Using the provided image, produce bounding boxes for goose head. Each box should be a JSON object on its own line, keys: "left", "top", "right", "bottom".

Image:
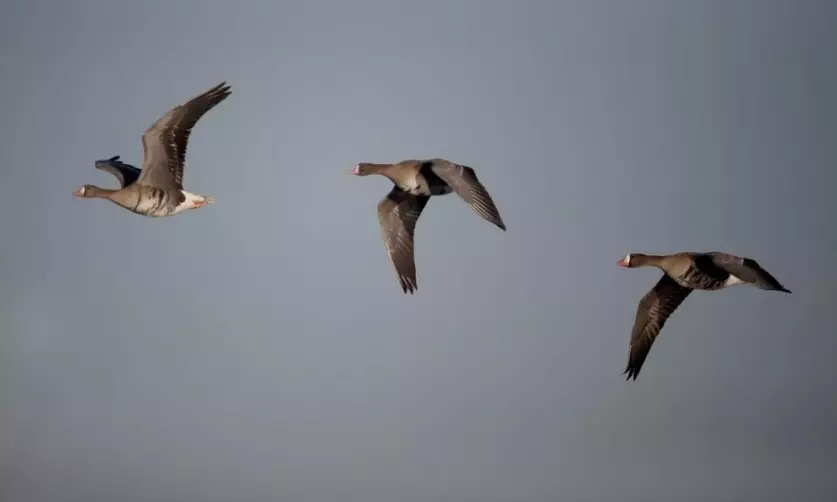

{"left": 617, "top": 253, "right": 638, "bottom": 268}
{"left": 74, "top": 184, "right": 91, "bottom": 197}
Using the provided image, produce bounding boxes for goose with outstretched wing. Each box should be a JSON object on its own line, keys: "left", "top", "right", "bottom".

{"left": 618, "top": 251, "right": 791, "bottom": 380}
{"left": 74, "top": 82, "right": 231, "bottom": 217}
{"left": 352, "top": 158, "right": 506, "bottom": 294}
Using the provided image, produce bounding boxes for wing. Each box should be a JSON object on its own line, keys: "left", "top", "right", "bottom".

{"left": 624, "top": 274, "right": 693, "bottom": 380}
{"left": 376, "top": 187, "right": 430, "bottom": 294}
{"left": 707, "top": 252, "right": 792, "bottom": 293}
{"left": 428, "top": 159, "right": 506, "bottom": 231}
{"left": 95, "top": 155, "right": 141, "bottom": 188}
{"left": 138, "top": 82, "right": 232, "bottom": 190}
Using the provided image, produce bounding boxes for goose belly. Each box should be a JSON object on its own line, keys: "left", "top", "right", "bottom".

{"left": 676, "top": 266, "right": 729, "bottom": 291}
{"left": 131, "top": 188, "right": 177, "bottom": 217}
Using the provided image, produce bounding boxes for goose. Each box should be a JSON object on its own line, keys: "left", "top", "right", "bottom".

{"left": 73, "top": 82, "right": 231, "bottom": 217}
{"left": 352, "top": 158, "right": 506, "bottom": 294}
{"left": 617, "top": 251, "right": 791, "bottom": 380}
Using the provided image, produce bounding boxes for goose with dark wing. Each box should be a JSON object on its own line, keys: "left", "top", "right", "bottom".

{"left": 618, "top": 251, "right": 791, "bottom": 380}
{"left": 352, "top": 158, "right": 506, "bottom": 294}
{"left": 74, "top": 82, "right": 231, "bottom": 217}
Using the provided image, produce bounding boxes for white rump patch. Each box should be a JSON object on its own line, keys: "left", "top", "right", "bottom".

{"left": 173, "top": 190, "right": 208, "bottom": 214}
{"left": 725, "top": 274, "right": 745, "bottom": 286}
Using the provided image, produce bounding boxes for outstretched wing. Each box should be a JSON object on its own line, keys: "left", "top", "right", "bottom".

{"left": 138, "top": 82, "right": 231, "bottom": 190}
{"left": 376, "top": 187, "right": 430, "bottom": 294}
{"left": 95, "top": 155, "right": 141, "bottom": 188}
{"left": 625, "top": 275, "right": 693, "bottom": 380}
{"left": 707, "top": 252, "right": 792, "bottom": 293}
{"left": 428, "top": 159, "right": 506, "bottom": 231}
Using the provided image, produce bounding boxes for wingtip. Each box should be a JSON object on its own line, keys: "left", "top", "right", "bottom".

{"left": 489, "top": 217, "right": 506, "bottom": 231}
{"left": 209, "top": 81, "right": 232, "bottom": 97}
{"left": 400, "top": 279, "right": 417, "bottom": 295}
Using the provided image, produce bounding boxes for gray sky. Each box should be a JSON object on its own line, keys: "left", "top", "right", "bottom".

{"left": 1, "top": 0, "right": 836, "bottom": 501}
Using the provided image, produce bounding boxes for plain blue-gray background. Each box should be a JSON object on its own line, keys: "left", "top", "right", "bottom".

{"left": 1, "top": 1, "right": 835, "bottom": 501}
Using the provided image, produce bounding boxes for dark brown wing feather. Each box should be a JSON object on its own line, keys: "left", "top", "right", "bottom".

{"left": 138, "top": 82, "right": 232, "bottom": 190}
{"left": 625, "top": 274, "right": 693, "bottom": 380}
{"left": 429, "top": 159, "right": 506, "bottom": 231}
{"left": 706, "top": 252, "right": 792, "bottom": 293}
{"left": 95, "top": 155, "right": 141, "bottom": 188}
{"left": 377, "top": 187, "right": 430, "bottom": 294}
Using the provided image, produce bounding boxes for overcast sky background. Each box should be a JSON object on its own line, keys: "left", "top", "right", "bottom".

{"left": 1, "top": 1, "right": 836, "bottom": 501}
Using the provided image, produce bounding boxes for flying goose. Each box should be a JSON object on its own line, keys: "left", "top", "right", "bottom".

{"left": 352, "top": 158, "right": 506, "bottom": 294}
{"left": 617, "top": 251, "right": 791, "bottom": 380}
{"left": 73, "top": 82, "right": 231, "bottom": 217}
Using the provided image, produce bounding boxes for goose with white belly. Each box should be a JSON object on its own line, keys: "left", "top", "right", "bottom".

{"left": 73, "top": 82, "right": 231, "bottom": 217}
{"left": 617, "top": 251, "right": 791, "bottom": 380}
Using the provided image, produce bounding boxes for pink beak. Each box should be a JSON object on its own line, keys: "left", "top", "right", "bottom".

{"left": 617, "top": 258, "right": 627, "bottom": 267}
{"left": 351, "top": 165, "right": 360, "bottom": 175}
{"left": 72, "top": 187, "right": 84, "bottom": 197}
